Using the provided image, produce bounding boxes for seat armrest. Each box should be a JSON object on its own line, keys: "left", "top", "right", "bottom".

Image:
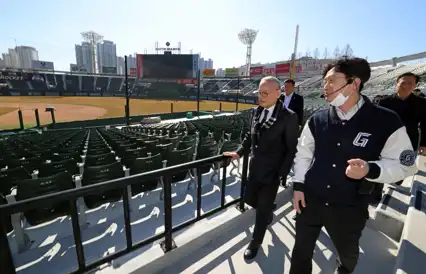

{"left": 6, "top": 188, "right": 18, "bottom": 204}
{"left": 74, "top": 175, "right": 83, "bottom": 188}
{"left": 32, "top": 171, "right": 38, "bottom": 179}
{"left": 123, "top": 167, "right": 130, "bottom": 177}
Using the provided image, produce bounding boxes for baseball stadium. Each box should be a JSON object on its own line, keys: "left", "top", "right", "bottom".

{"left": 1, "top": 41, "right": 426, "bottom": 274}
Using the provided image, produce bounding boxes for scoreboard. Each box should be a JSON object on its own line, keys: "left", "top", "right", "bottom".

{"left": 136, "top": 54, "right": 198, "bottom": 80}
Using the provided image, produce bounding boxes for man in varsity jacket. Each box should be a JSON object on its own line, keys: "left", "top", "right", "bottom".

{"left": 289, "top": 57, "right": 417, "bottom": 274}
{"left": 224, "top": 76, "right": 299, "bottom": 260}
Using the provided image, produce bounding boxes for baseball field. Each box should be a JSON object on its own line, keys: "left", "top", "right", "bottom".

{"left": 0, "top": 97, "right": 254, "bottom": 129}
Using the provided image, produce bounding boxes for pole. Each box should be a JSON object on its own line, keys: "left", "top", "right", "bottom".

{"left": 18, "top": 110, "right": 24, "bottom": 130}
{"left": 124, "top": 56, "right": 130, "bottom": 125}
{"left": 290, "top": 25, "right": 299, "bottom": 80}
{"left": 235, "top": 77, "right": 240, "bottom": 112}
{"left": 34, "top": 109, "right": 40, "bottom": 127}
{"left": 196, "top": 70, "right": 201, "bottom": 115}
{"left": 50, "top": 109, "right": 56, "bottom": 124}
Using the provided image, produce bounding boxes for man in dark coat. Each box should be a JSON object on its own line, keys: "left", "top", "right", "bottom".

{"left": 371, "top": 72, "right": 426, "bottom": 203}
{"left": 224, "top": 76, "right": 299, "bottom": 260}
{"left": 281, "top": 79, "right": 305, "bottom": 127}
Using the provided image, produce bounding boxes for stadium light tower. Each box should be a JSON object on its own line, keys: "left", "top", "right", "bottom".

{"left": 238, "top": 29, "right": 258, "bottom": 77}
{"left": 81, "top": 31, "right": 103, "bottom": 74}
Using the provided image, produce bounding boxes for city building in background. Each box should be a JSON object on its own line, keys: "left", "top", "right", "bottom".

{"left": 75, "top": 42, "right": 94, "bottom": 73}
{"left": 1, "top": 46, "right": 39, "bottom": 69}
{"left": 116, "top": 57, "right": 125, "bottom": 75}
{"left": 198, "top": 57, "right": 214, "bottom": 71}
{"left": 215, "top": 68, "right": 224, "bottom": 77}
{"left": 97, "top": 40, "right": 117, "bottom": 74}
{"left": 117, "top": 54, "right": 137, "bottom": 75}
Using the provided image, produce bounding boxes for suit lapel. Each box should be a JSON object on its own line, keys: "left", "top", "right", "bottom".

{"left": 288, "top": 93, "right": 296, "bottom": 109}
{"left": 261, "top": 99, "right": 283, "bottom": 130}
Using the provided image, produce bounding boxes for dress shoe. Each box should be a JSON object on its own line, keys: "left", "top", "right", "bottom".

{"left": 244, "top": 242, "right": 261, "bottom": 260}
{"left": 292, "top": 214, "right": 297, "bottom": 220}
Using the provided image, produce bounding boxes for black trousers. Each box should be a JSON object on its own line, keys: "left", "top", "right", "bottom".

{"left": 244, "top": 179, "right": 280, "bottom": 245}
{"left": 290, "top": 201, "right": 369, "bottom": 274}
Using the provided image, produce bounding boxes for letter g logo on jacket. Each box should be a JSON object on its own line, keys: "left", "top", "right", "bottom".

{"left": 400, "top": 150, "right": 416, "bottom": 166}
{"left": 353, "top": 132, "right": 371, "bottom": 147}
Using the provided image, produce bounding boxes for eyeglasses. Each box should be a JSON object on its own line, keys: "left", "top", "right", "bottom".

{"left": 322, "top": 76, "right": 347, "bottom": 87}
{"left": 258, "top": 88, "right": 279, "bottom": 97}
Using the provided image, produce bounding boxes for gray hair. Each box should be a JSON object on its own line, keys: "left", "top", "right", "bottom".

{"left": 260, "top": 76, "right": 281, "bottom": 89}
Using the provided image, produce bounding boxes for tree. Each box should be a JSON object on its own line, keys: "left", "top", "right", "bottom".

{"left": 323, "top": 47, "right": 329, "bottom": 59}
{"left": 313, "top": 48, "right": 320, "bottom": 59}
{"left": 341, "top": 44, "right": 354, "bottom": 58}
{"left": 333, "top": 46, "right": 340, "bottom": 59}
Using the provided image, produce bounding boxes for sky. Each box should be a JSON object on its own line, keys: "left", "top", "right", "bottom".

{"left": 0, "top": 0, "right": 425, "bottom": 71}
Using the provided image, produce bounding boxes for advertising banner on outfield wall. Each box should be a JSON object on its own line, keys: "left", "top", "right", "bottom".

{"left": 102, "top": 66, "right": 117, "bottom": 74}
{"left": 129, "top": 68, "right": 137, "bottom": 76}
{"left": 203, "top": 69, "right": 215, "bottom": 77}
{"left": 275, "top": 63, "right": 291, "bottom": 74}
{"left": 262, "top": 63, "right": 275, "bottom": 76}
{"left": 249, "top": 66, "right": 263, "bottom": 77}
{"left": 32, "top": 60, "right": 55, "bottom": 71}
{"left": 224, "top": 68, "right": 239, "bottom": 77}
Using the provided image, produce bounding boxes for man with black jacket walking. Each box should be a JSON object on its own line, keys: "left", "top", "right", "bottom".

{"left": 369, "top": 72, "right": 426, "bottom": 203}
{"left": 224, "top": 76, "right": 299, "bottom": 260}
{"left": 281, "top": 79, "right": 305, "bottom": 127}
{"left": 289, "top": 58, "right": 417, "bottom": 274}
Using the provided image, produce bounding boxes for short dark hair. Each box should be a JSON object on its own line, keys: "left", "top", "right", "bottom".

{"left": 397, "top": 72, "right": 420, "bottom": 84}
{"left": 284, "top": 79, "right": 295, "bottom": 86}
{"left": 323, "top": 57, "right": 371, "bottom": 91}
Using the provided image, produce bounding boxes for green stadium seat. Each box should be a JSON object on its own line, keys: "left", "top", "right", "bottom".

{"left": 79, "top": 162, "right": 126, "bottom": 208}
{"left": 6, "top": 171, "right": 86, "bottom": 252}
{"left": 0, "top": 167, "right": 32, "bottom": 196}
{"left": 120, "top": 147, "right": 148, "bottom": 168}
{"left": 37, "top": 158, "right": 81, "bottom": 178}
{"left": 85, "top": 152, "right": 117, "bottom": 167}
{"left": 130, "top": 153, "right": 166, "bottom": 196}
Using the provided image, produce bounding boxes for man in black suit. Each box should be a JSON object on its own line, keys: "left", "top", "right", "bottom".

{"left": 371, "top": 72, "right": 426, "bottom": 203}
{"left": 281, "top": 79, "right": 305, "bottom": 127}
{"left": 224, "top": 76, "right": 299, "bottom": 260}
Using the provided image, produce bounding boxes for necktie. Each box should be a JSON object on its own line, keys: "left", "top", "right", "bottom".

{"left": 260, "top": 109, "right": 269, "bottom": 126}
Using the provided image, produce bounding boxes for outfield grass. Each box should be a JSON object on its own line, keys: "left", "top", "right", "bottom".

{"left": 0, "top": 97, "right": 254, "bottom": 129}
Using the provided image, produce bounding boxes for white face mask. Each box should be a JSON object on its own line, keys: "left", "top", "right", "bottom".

{"left": 329, "top": 89, "right": 354, "bottom": 107}
{"left": 329, "top": 93, "right": 349, "bottom": 107}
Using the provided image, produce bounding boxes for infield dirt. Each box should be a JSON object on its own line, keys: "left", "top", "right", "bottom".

{"left": 0, "top": 97, "right": 253, "bottom": 129}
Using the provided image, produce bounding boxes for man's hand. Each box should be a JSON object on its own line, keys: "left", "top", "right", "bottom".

{"left": 419, "top": 146, "right": 426, "bottom": 155}
{"left": 293, "top": 191, "right": 306, "bottom": 214}
{"left": 346, "top": 158, "right": 369, "bottom": 179}
{"left": 223, "top": 152, "right": 240, "bottom": 159}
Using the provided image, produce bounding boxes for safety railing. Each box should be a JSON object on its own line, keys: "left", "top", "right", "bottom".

{"left": 0, "top": 152, "right": 250, "bottom": 274}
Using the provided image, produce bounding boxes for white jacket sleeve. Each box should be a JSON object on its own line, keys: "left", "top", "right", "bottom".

{"left": 292, "top": 121, "right": 315, "bottom": 184}
{"left": 366, "top": 126, "right": 418, "bottom": 184}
